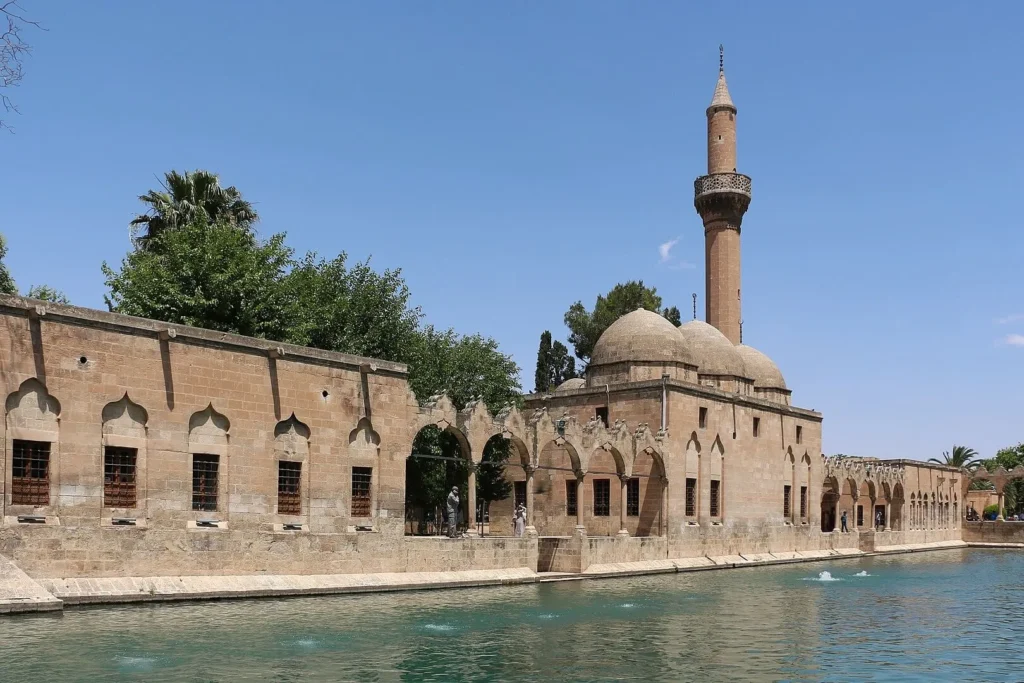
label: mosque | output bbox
[0,55,965,599]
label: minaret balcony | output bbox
[694,172,752,220]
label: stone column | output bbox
[524,465,537,535]
[617,475,629,537]
[884,501,891,531]
[997,490,1005,521]
[575,472,585,530]
[466,468,478,536]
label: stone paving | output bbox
[0,540,978,613]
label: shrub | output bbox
[983,504,1001,520]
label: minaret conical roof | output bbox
[709,69,734,109]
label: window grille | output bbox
[12,440,49,506]
[192,454,219,512]
[593,479,610,517]
[104,446,137,508]
[514,481,527,510]
[784,485,792,518]
[800,486,808,519]
[710,480,721,518]
[278,461,302,515]
[351,467,372,517]
[685,477,697,517]
[565,480,577,516]
[626,478,640,517]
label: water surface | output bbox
[0,549,1020,682]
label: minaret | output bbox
[694,46,751,345]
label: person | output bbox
[446,486,460,538]
[875,509,883,530]
[840,510,849,532]
[513,504,526,537]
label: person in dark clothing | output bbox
[840,510,849,532]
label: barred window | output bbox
[626,478,639,516]
[191,454,219,512]
[104,446,137,508]
[565,480,577,517]
[593,479,610,517]
[514,481,527,510]
[856,505,864,527]
[800,486,808,519]
[685,477,697,517]
[351,467,372,517]
[710,480,721,518]
[783,485,791,518]
[12,440,50,506]
[278,461,301,515]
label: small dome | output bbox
[554,378,586,392]
[677,320,746,377]
[591,308,694,367]
[735,345,787,390]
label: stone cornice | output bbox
[0,295,408,377]
[525,377,821,422]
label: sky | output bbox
[2,2,1022,462]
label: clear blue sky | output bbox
[3,2,1022,462]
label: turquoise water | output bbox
[0,549,1020,682]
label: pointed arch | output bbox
[6,377,61,435]
[189,404,230,454]
[684,432,701,522]
[101,393,148,437]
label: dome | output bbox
[591,308,694,367]
[735,345,787,390]
[554,378,586,392]
[677,320,747,377]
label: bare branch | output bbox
[1,1,43,133]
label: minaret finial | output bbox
[692,293,697,320]
[739,320,743,344]
[719,44,724,73]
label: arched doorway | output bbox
[480,433,531,536]
[404,424,471,536]
[891,483,904,531]
[532,439,582,536]
[821,476,839,532]
[631,448,666,537]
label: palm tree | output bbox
[929,445,980,470]
[130,170,258,249]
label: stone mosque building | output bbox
[0,56,969,598]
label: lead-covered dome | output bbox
[591,308,694,367]
[554,378,586,392]
[677,320,747,377]
[735,345,787,390]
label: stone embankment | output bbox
[0,541,981,613]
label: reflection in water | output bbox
[0,549,1019,682]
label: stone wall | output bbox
[962,521,1024,544]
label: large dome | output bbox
[554,378,586,392]
[735,345,787,390]
[591,308,694,367]
[677,320,747,377]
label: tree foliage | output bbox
[25,284,68,304]
[534,330,577,392]
[929,445,980,470]
[0,233,15,294]
[103,217,294,340]
[130,170,258,251]
[984,444,1024,515]
[563,280,678,365]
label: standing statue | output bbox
[514,504,527,537]
[446,486,460,538]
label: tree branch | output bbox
[1,0,43,132]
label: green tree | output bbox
[0,233,16,295]
[929,445,980,470]
[984,444,1024,515]
[533,330,578,392]
[102,216,294,340]
[563,280,677,365]
[662,305,682,326]
[284,252,422,362]
[130,170,258,251]
[25,285,69,304]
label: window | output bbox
[595,407,609,427]
[783,485,791,518]
[12,440,50,505]
[103,446,137,508]
[565,480,577,516]
[514,481,527,510]
[351,467,372,517]
[626,478,639,516]
[277,461,302,515]
[796,425,803,444]
[856,504,864,527]
[699,407,707,429]
[710,480,721,518]
[191,454,219,512]
[593,479,610,516]
[753,416,760,437]
[800,486,808,519]
[685,478,697,517]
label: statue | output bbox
[446,486,460,538]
